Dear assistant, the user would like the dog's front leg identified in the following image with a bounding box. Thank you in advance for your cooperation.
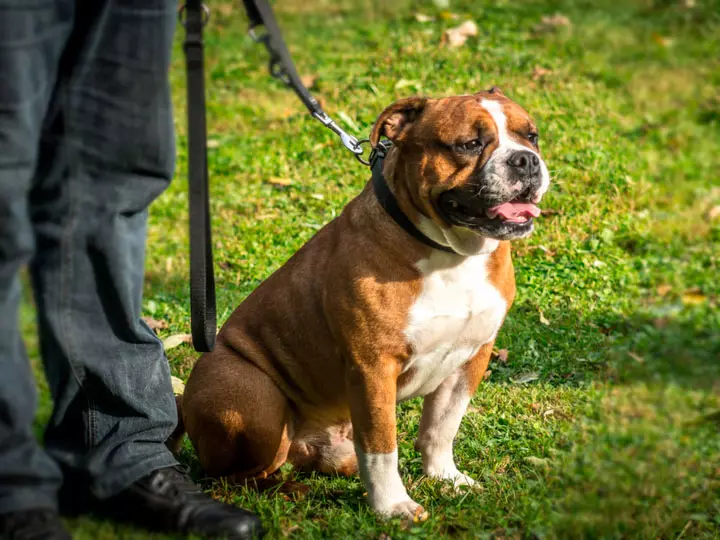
[415,342,493,487]
[347,361,425,520]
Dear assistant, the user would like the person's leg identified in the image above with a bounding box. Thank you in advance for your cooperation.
[29,0,179,500]
[0,0,73,516]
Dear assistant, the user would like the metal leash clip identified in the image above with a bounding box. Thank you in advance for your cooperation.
[312,111,370,164]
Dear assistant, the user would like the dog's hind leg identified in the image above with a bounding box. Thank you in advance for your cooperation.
[182,352,292,481]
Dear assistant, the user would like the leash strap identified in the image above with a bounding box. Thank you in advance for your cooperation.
[182,0,217,352]
[371,142,455,254]
[240,0,368,162]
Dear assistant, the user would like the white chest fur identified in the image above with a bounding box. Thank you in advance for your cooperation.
[397,251,507,401]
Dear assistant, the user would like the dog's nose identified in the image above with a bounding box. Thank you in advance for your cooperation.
[507,151,540,177]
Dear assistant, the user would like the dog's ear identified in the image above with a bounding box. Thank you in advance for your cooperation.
[370,97,427,147]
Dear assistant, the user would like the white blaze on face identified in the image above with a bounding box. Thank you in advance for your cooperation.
[480,99,551,203]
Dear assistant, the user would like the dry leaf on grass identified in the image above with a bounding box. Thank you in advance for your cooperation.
[143,317,168,333]
[656,284,672,296]
[493,348,509,364]
[532,66,552,80]
[163,334,192,350]
[653,317,669,329]
[511,372,540,384]
[628,352,645,364]
[708,206,720,220]
[414,13,433,23]
[539,310,550,325]
[171,376,186,395]
[682,289,707,305]
[300,74,318,89]
[442,20,478,48]
[534,14,572,33]
[651,32,674,48]
[483,369,492,380]
[267,177,293,187]
[438,10,459,20]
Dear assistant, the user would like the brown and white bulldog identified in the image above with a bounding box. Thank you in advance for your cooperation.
[176,88,550,518]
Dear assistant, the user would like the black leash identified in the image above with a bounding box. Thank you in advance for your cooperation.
[370,142,455,254]
[240,0,370,164]
[242,0,453,254]
[181,0,216,352]
[179,1,454,352]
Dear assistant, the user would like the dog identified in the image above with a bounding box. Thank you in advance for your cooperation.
[174,88,550,518]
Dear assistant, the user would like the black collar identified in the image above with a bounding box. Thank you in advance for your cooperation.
[370,141,455,254]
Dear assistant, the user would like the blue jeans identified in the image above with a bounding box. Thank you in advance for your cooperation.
[0,0,179,514]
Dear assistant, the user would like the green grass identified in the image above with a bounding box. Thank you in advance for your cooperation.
[21,0,720,537]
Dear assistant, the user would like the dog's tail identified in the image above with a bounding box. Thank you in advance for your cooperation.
[166,376,187,455]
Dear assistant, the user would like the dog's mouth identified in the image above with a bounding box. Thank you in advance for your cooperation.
[436,189,541,238]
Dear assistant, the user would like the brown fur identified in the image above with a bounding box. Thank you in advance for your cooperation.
[178,92,541,488]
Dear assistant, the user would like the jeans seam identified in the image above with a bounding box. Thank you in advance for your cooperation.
[57,78,96,448]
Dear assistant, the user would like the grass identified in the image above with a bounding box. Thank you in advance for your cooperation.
[20,0,720,537]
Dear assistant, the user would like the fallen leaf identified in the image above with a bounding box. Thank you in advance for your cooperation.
[483,369,492,380]
[438,10,459,20]
[143,317,168,333]
[525,456,550,469]
[543,408,555,417]
[656,284,672,296]
[255,211,280,220]
[300,74,318,89]
[310,193,324,200]
[651,32,674,48]
[530,402,541,412]
[628,352,644,364]
[539,311,550,325]
[163,334,192,350]
[682,290,707,305]
[433,0,451,9]
[708,206,720,220]
[496,348,509,363]
[532,66,552,80]
[267,177,293,187]
[414,13,433,23]
[442,20,478,48]
[394,78,422,91]
[534,14,572,33]
[207,139,220,149]
[511,371,540,384]
[171,375,186,395]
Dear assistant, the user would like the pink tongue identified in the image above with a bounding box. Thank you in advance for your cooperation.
[487,202,541,222]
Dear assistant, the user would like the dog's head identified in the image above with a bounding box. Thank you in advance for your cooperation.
[370,88,550,241]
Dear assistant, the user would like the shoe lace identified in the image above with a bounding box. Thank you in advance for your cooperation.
[147,466,206,502]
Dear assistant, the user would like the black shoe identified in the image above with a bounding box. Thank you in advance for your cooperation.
[0,509,72,540]
[89,466,264,539]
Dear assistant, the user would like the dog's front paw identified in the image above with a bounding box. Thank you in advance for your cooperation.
[426,462,477,488]
[375,498,428,521]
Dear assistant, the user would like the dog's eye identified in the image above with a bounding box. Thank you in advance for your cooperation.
[527,132,539,145]
[454,139,484,154]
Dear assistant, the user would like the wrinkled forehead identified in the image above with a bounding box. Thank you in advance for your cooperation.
[412,94,535,143]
